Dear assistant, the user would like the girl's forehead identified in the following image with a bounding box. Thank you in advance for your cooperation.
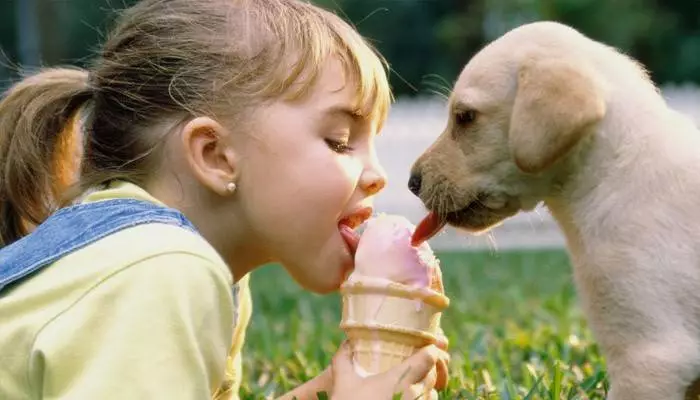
[288,58,375,117]
[253,7,392,129]
[314,58,357,97]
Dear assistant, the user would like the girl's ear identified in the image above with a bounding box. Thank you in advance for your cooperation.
[180,116,239,196]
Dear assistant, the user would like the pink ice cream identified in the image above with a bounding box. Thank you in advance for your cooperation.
[349,214,440,289]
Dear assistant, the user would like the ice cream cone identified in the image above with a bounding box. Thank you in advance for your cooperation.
[340,214,449,399]
[339,279,448,399]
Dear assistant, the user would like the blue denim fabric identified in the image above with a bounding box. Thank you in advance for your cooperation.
[0,198,198,293]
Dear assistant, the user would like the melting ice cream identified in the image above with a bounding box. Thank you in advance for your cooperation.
[348,214,441,291]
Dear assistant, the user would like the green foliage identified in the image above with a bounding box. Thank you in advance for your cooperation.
[314,0,700,95]
[241,250,610,399]
[1,0,699,94]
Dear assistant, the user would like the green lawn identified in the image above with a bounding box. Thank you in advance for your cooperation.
[240,250,609,399]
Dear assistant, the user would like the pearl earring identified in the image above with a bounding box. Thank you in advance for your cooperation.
[226,182,237,193]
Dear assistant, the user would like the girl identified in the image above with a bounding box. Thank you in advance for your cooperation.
[0,0,447,399]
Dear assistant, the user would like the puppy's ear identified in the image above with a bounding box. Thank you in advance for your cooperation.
[509,58,606,173]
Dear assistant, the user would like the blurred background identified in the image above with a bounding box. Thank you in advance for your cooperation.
[2,2,698,396]
[1,0,699,251]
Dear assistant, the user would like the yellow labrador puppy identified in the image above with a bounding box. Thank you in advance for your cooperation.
[409,21,700,399]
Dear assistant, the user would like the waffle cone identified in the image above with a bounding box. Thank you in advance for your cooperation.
[339,279,447,399]
[339,279,448,372]
[343,327,430,373]
[346,329,438,399]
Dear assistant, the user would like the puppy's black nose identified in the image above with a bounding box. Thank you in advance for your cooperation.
[408,173,422,196]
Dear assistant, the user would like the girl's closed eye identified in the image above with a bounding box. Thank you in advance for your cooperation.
[325,137,353,154]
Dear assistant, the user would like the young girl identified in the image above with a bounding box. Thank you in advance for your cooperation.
[0,0,447,399]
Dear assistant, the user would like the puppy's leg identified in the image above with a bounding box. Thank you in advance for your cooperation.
[605,333,700,400]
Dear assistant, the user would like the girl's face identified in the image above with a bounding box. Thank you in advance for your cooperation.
[235,58,387,294]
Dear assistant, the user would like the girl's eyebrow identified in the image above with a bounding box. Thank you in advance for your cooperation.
[324,104,362,121]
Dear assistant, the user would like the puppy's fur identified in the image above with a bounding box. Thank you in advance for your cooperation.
[411,21,700,399]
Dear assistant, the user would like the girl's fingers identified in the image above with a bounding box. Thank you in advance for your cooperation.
[331,340,354,376]
[435,331,449,351]
[389,345,445,389]
[435,357,449,390]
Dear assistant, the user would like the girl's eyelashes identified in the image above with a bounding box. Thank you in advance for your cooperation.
[325,138,352,154]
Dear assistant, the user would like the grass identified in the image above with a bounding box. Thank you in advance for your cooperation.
[239,249,610,399]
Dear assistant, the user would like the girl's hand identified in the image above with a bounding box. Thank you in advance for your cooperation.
[330,341,449,400]
[274,366,333,400]
[435,330,450,390]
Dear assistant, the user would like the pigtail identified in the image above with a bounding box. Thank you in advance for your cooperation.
[0,67,91,247]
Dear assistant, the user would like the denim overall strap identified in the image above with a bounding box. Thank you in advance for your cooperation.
[0,198,198,293]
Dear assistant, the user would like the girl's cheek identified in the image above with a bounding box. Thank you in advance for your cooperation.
[338,157,363,182]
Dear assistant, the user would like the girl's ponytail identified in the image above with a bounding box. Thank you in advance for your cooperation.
[0,67,91,246]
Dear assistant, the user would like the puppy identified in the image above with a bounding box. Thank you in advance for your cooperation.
[409,21,700,400]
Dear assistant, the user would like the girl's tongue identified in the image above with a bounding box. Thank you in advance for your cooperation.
[339,224,360,256]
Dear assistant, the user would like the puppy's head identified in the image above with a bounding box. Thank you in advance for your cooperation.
[410,22,607,240]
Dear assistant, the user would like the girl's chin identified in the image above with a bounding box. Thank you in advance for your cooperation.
[287,254,350,294]
[315,249,353,293]
[282,232,357,294]
[318,245,355,293]
[307,271,346,294]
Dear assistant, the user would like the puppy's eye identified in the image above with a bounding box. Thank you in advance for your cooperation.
[455,109,477,126]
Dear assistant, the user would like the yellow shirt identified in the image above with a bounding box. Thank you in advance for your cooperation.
[0,182,252,400]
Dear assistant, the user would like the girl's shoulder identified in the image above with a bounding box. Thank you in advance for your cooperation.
[71,179,233,285]
[0,180,233,307]
[0,222,237,399]
[0,196,236,396]
[74,220,232,283]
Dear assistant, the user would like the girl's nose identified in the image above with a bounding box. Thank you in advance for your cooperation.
[360,163,387,196]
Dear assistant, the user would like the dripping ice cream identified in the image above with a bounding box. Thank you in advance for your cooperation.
[339,213,449,398]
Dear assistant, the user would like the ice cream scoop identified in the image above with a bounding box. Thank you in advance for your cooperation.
[350,214,438,288]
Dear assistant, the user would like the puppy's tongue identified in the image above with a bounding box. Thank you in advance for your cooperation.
[339,224,360,256]
[411,211,447,246]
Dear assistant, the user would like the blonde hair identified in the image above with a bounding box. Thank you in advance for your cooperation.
[0,0,392,246]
